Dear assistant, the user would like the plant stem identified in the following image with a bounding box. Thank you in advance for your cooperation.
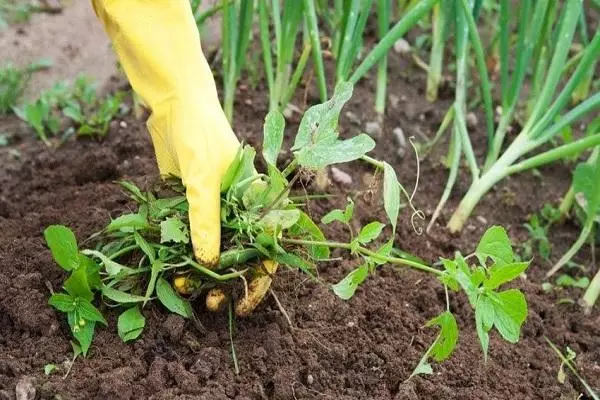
[581,268,600,314]
[228,301,240,375]
[303,0,328,102]
[281,238,443,276]
[184,257,248,281]
[426,2,446,102]
[375,0,390,115]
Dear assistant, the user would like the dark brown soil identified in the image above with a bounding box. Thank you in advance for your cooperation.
[1,50,599,400]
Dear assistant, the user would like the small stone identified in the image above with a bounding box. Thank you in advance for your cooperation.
[306,374,314,385]
[389,94,400,109]
[244,99,252,105]
[346,321,355,328]
[467,224,477,232]
[466,112,478,128]
[330,167,353,185]
[476,216,488,225]
[119,121,127,129]
[365,121,381,138]
[15,376,35,400]
[393,38,411,54]
[396,148,406,158]
[345,111,361,125]
[392,127,406,148]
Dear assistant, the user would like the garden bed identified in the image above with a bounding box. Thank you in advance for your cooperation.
[1,45,599,399]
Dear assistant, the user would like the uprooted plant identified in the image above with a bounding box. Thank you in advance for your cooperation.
[45,83,529,376]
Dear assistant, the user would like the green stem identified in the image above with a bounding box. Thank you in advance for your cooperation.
[546,215,594,278]
[258,0,276,111]
[375,0,390,115]
[108,245,138,260]
[184,257,248,281]
[349,0,439,84]
[303,0,328,102]
[426,2,447,102]
[581,268,600,314]
[281,238,443,275]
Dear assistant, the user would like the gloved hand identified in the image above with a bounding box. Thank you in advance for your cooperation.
[92,0,276,316]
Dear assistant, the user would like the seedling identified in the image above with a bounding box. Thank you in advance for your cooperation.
[0,60,51,115]
[14,76,124,145]
[546,338,599,400]
[45,84,529,373]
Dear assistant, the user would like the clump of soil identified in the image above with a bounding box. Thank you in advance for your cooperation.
[1,51,599,400]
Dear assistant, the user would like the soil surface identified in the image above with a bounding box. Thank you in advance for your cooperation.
[1,18,600,400]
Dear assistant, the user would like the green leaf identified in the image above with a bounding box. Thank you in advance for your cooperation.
[357,221,385,245]
[492,289,528,344]
[273,252,315,275]
[228,146,257,199]
[322,199,354,224]
[44,225,80,271]
[332,264,369,300]
[262,110,285,166]
[106,213,149,232]
[383,162,401,233]
[134,231,155,263]
[81,249,135,276]
[64,267,93,301]
[259,209,301,232]
[156,277,193,318]
[71,317,95,357]
[48,293,76,313]
[220,145,243,193]
[44,364,57,376]
[145,261,164,306]
[80,255,102,290]
[101,285,148,303]
[160,217,190,244]
[476,226,514,265]
[288,211,330,260]
[556,274,590,289]
[294,134,376,170]
[292,82,353,151]
[573,161,600,215]
[475,295,494,360]
[484,261,529,290]
[369,239,394,265]
[118,307,145,342]
[77,300,107,326]
[425,311,459,362]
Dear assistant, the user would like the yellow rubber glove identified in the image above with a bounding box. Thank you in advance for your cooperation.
[92,0,278,316]
[92,0,238,265]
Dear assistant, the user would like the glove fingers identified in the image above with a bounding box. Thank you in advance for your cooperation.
[235,260,278,317]
[187,181,221,266]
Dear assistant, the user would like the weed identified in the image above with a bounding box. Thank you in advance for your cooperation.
[44,84,528,375]
[0,60,51,115]
[546,338,599,400]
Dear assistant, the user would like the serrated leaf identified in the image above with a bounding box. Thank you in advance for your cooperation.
[259,209,301,232]
[492,289,527,344]
[357,221,385,245]
[44,225,79,271]
[101,285,148,303]
[294,134,376,170]
[332,264,369,300]
[77,300,107,326]
[484,262,529,290]
[48,293,76,313]
[292,81,353,151]
[160,217,189,244]
[476,226,513,265]
[64,267,93,301]
[425,311,459,362]
[288,211,330,260]
[134,231,155,263]
[263,110,285,166]
[118,307,145,342]
[383,162,401,233]
[106,213,149,232]
[156,277,193,318]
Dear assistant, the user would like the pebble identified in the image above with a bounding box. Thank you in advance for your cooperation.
[388,94,400,109]
[365,121,381,138]
[330,167,353,185]
[466,112,478,128]
[306,374,314,385]
[476,215,488,225]
[15,376,35,400]
[119,121,127,129]
[393,127,406,148]
[344,111,361,125]
[467,224,477,232]
[393,38,411,54]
